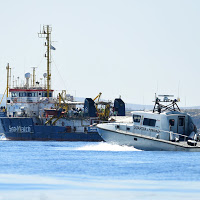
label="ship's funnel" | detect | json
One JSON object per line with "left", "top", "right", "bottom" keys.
{"left": 25, "top": 73, "right": 31, "bottom": 88}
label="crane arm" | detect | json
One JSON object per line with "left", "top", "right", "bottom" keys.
{"left": 93, "top": 92, "right": 102, "bottom": 102}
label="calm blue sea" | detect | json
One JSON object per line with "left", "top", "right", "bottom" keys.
{"left": 0, "top": 141, "right": 200, "bottom": 200}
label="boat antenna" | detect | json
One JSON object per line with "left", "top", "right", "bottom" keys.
{"left": 178, "top": 80, "right": 180, "bottom": 99}
{"left": 153, "top": 94, "right": 180, "bottom": 114}
{"left": 38, "top": 25, "right": 52, "bottom": 98}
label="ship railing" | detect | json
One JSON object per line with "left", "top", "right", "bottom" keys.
{"left": 106, "top": 122, "right": 195, "bottom": 142}
{"left": 13, "top": 86, "right": 47, "bottom": 90}
{"left": 159, "top": 129, "right": 189, "bottom": 142}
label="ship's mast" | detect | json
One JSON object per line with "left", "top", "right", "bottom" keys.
{"left": 38, "top": 25, "right": 52, "bottom": 98}
{"left": 6, "top": 63, "right": 11, "bottom": 98}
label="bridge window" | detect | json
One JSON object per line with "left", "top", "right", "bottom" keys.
{"left": 42, "top": 92, "right": 52, "bottom": 97}
{"left": 143, "top": 118, "right": 156, "bottom": 127}
{"left": 19, "top": 92, "right": 27, "bottom": 97}
{"left": 32, "top": 92, "right": 37, "bottom": 97}
{"left": 133, "top": 115, "right": 141, "bottom": 123}
{"left": 11, "top": 92, "right": 17, "bottom": 97}
{"left": 42, "top": 92, "right": 47, "bottom": 97}
{"left": 27, "top": 92, "right": 38, "bottom": 97}
{"left": 169, "top": 119, "right": 175, "bottom": 126}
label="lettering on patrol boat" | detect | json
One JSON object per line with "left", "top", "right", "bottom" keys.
{"left": 9, "top": 126, "right": 31, "bottom": 133}
{"left": 133, "top": 125, "right": 160, "bottom": 133}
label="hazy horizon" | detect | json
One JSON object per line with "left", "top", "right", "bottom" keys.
{"left": 1, "top": 0, "right": 200, "bottom": 107}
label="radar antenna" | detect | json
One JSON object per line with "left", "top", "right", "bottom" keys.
{"left": 153, "top": 94, "right": 180, "bottom": 114}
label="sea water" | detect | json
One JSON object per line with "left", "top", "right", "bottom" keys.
{"left": 0, "top": 141, "right": 200, "bottom": 200}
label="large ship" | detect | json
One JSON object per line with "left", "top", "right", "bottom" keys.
{"left": 0, "top": 25, "right": 125, "bottom": 141}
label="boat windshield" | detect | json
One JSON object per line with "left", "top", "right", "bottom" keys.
{"left": 133, "top": 115, "right": 141, "bottom": 123}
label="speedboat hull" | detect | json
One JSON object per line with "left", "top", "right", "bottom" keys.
{"left": 97, "top": 125, "right": 200, "bottom": 152}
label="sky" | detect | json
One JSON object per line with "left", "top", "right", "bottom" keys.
{"left": 0, "top": 0, "right": 200, "bottom": 107}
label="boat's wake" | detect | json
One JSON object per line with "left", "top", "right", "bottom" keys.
{"left": 76, "top": 142, "right": 140, "bottom": 151}
{"left": 0, "top": 135, "right": 7, "bottom": 140}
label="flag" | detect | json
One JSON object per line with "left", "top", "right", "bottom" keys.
{"left": 50, "top": 45, "right": 56, "bottom": 50}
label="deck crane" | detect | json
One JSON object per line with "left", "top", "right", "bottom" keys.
{"left": 93, "top": 92, "right": 102, "bottom": 115}
{"left": 93, "top": 92, "right": 111, "bottom": 121}
{"left": 93, "top": 92, "right": 102, "bottom": 102}
{"left": 45, "top": 93, "right": 68, "bottom": 125}
{"left": 58, "top": 92, "right": 68, "bottom": 112}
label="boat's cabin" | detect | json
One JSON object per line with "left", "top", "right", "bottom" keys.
{"left": 132, "top": 110, "right": 196, "bottom": 138}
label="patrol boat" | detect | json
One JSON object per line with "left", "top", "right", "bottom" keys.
{"left": 0, "top": 25, "right": 125, "bottom": 141}
{"left": 97, "top": 95, "right": 200, "bottom": 151}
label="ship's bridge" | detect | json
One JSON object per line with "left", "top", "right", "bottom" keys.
{"left": 7, "top": 87, "right": 55, "bottom": 118}
{"left": 9, "top": 88, "right": 54, "bottom": 103}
